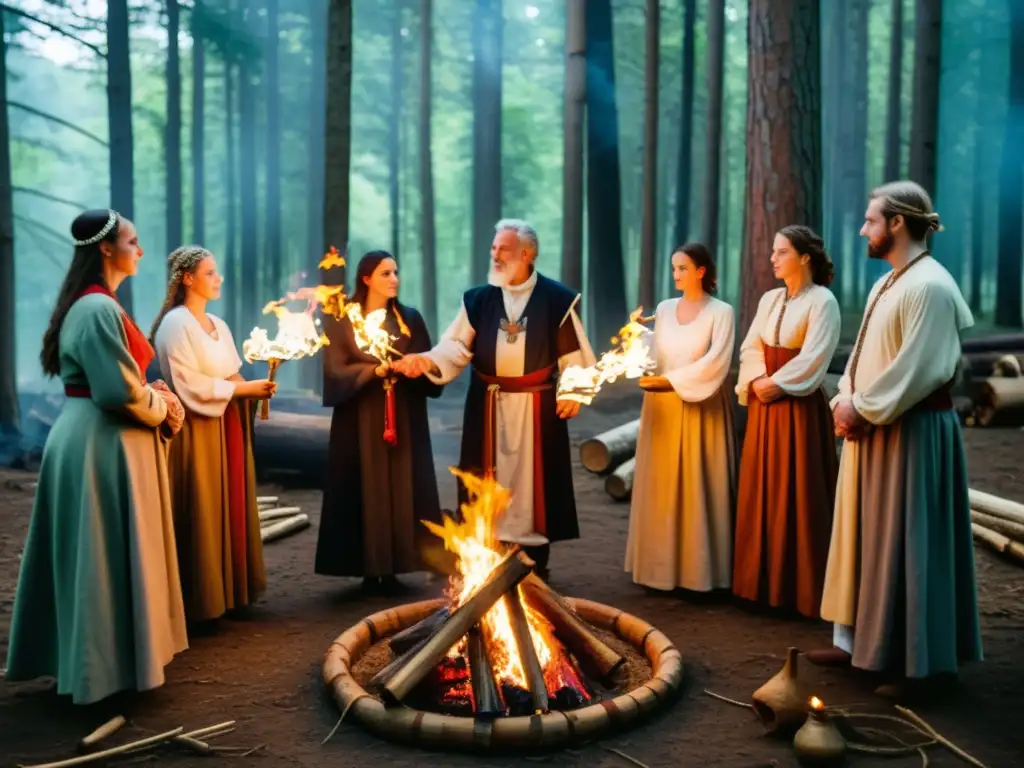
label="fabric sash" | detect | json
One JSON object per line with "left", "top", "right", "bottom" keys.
{"left": 473, "top": 363, "right": 556, "bottom": 536}
{"left": 65, "top": 284, "right": 155, "bottom": 398}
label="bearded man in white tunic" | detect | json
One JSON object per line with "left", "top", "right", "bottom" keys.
{"left": 807, "top": 181, "right": 983, "bottom": 700}
{"left": 394, "top": 219, "right": 596, "bottom": 575}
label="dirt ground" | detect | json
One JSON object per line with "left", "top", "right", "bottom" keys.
{"left": 1, "top": 382, "right": 1023, "bottom": 768}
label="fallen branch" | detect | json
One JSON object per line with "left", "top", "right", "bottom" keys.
{"left": 261, "top": 513, "right": 310, "bottom": 543}
{"left": 971, "top": 523, "right": 1024, "bottom": 565}
{"left": 895, "top": 705, "right": 990, "bottom": 768}
{"left": 604, "top": 746, "right": 651, "bottom": 768}
{"left": 18, "top": 727, "right": 184, "bottom": 768}
{"left": 258, "top": 506, "right": 303, "bottom": 523}
{"left": 970, "top": 510, "right": 1024, "bottom": 543}
{"left": 968, "top": 488, "right": 1024, "bottom": 527}
{"left": 702, "top": 689, "right": 752, "bottom": 709}
{"left": 77, "top": 716, "right": 126, "bottom": 750}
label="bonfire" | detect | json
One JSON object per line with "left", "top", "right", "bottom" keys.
{"left": 367, "top": 469, "right": 624, "bottom": 718}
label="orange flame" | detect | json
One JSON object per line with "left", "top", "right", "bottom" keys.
{"left": 809, "top": 696, "right": 824, "bottom": 711}
{"left": 557, "top": 306, "right": 656, "bottom": 404}
{"left": 423, "top": 469, "right": 588, "bottom": 697}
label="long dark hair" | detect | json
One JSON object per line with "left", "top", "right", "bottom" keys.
{"left": 41, "top": 209, "right": 121, "bottom": 377}
{"left": 674, "top": 242, "right": 718, "bottom": 294}
{"left": 776, "top": 224, "right": 834, "bottom": 286}
{"left": 350, "top": 250, "right": 401, "bottom": 312}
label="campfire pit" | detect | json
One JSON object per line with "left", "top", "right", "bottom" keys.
{"left": 320, "top": 470, "right": 684, "bottom": 751}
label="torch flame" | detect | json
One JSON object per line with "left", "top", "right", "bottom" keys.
{"left": 556, "top": 306, "right": 656, "bottom": 404}
{"left": 809, "top": 696, "right": 824, "bottom": 711}
{"left": 423, "top": 469, "right": 589, "bottom": 696}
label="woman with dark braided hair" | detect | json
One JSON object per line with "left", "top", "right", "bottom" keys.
{"left": 5, "top": 209, "right": 188, "bottom": 704}
{"left": 151, "top": 246, "right": 276, "bottom": 622}
{"left": 732, "top": 225, "right": 841, "bottom": 618}
{"left": 315, "top": 250, "right": 444, "bottom": 593}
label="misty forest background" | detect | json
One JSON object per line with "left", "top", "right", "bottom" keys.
{"left": 1, "top": 0, "right": 1023, "bottom": 453}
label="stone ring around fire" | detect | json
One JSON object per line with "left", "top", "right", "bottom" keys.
{"left": 321, "top": 597, "right": 684, "bottom": 752}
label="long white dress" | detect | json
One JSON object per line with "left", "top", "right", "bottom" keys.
{"left": 625, "top": 296, "right": 738, "bottom": 591}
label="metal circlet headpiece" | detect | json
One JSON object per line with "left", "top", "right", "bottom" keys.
{"left": 73, "top": 209, "right": 118, "bottom": 247}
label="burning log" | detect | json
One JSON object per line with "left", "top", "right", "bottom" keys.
{"left": 579, "top": 419, "right": 640, "bottom": 474}
{"left": 971, "top": 377, "right": 1024, "bottom": 426}
{"left": 260, "top": 513, "right": 310, "bottom": 543}
{"left": 503, "top": 589, "right": 549, "bottom": 713}
{"left": 605, "top": 457, "right": 635, "bottom": 502}
{"left": 389, "top": 606, "right": 450, "bottom": 656}
{"left": 378, "top": 549, "right": 534, "bottom": 705}
{"left": 520, "top": 574, "right": 624, "bottom": 681}
{"left": 968, "top": 488, "right": 1024, "bottom": 527}
{"left": 971, "top": 522, "right": 1024, "bottom": 565}
{"left": 467, "top": 626, "right": 506, "bottom": 719}
{"left": 970, "top": 510, "right": 1024, "bottom": 543}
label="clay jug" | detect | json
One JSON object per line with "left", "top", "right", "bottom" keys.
{"left": 751, "top": 647, "right": 807, "bottom": 735}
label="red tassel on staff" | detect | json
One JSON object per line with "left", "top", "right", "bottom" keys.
{"left": 383, "top": 377, "right": 398, "bottom": 446}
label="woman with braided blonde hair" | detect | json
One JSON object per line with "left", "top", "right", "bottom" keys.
{"left": 5, "top": 209, "right": 188, "bottom": 704}
{"left": 152, "top": 245, "right": 276, "bottom": 622}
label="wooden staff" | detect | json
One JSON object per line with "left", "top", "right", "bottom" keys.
{"left": 379, "top": 550, "right": 534, "bottom": 704}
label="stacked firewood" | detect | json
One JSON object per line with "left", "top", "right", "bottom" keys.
{"left": 257, "top": 495, "right": 310, "bottom": 543}
{"left": 970, "top": 488, "right": 1024, "bottom": 566}
{"left": 578, "top": 419, "right": 640, "bottom": 502}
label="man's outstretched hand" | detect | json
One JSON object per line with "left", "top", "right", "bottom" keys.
{"left": 556, "top": 398, "right": 581, "bottom": 419}
{"left": 393, "top": 354, "right": 434, "bottom": 378}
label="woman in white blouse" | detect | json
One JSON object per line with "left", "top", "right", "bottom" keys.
{"left": 732, "top": 225, "right": 841, "bottom": 618}
{"left": 151, "top": 246, "right": 277, "bottom": 623}
{"left": 625, "top": 243, "right": 737, "bottom": 592}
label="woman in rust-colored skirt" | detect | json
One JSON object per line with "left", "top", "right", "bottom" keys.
{"left": 732, "top": 225, "right": 841, "bottom": 617}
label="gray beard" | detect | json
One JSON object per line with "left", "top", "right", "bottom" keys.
{"left": 487, "top": 265, "right": 509, "bottom": 288}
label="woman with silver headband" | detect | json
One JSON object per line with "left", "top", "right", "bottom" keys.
{"left": 4, "top": 209, "right": 189, "bottom": 704}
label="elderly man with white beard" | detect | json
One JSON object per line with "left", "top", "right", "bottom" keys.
{"left": 394, "top": 219, "right": 596, "bottom": 576}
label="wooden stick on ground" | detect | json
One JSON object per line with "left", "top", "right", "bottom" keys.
{"left": 605, "top": 457, "right": 635, "bottom": 502}
{"left": 77, "top": 716, "right": 126, "bottom": 751}
{"left": 970, "top": 510, "right": 1024, "bottom": 543}
{"left": 261, "top": 513, "right": 310, "bottom": 543}
{"left": 579, "top": 419, "right": 640, "bottom": 474}
{"left": 971, "top": 523, "right": 1024, "bottom": 565}
{"left": 968, "top": 488, "right": 1024, "bottom": 527}
{"left": 18, "top": 727, "right": 184, "bottom": 768}
{"left": 895, "top": 705, "right": 989, "bottom": 768}
{"left": 258, "top": 506, "right": 303, "bottom": 523}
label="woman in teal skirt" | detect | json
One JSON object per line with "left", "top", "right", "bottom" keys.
{"left": 4, "top": 209, "right": 189, "bottom": 704}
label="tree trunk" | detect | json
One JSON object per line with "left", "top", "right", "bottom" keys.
{"left": 265, "top": 0, "right": 282, "bottom": 295}
{"left": 224, "top": 55, "right": 238, "bottom": 332}
{"left": 560, "top": 0, "right": 586, "bottom": 292}
{"left": 107, "top": 0, "right": 135, "bottom": 312}
{"left": 323, "top": 0, "right": 352, "bottom": 291}
{"left": 303, "top": 0, "right": 328, "bottom": 394}
{"left": 389, "top": 0, "right": 403, "bottom": 260}
{"left": 994, "top": 2, "right": 1024, "bottom": 329}
{"left": 471, "top": 0, "right": 503, "bottom": 285}
{"left": 165, "top": 0, "right": 182, "bottom": 257}
{"left": 970, "top": 32, "right": 998, "bottom": 314}
{"left": 585, "top": 0, "right": 627, "bottom": 347}
{"left": 824, "top": 0, "right": 847, "bottom": 303}
{"left": 419, "top": 0, "right": 437, "bottom": 334}
{"left": 637, "top": 0, "right": 659, "bottom": 311}
{"left": 702, "top": 0, "right": 725, "bottom": 255}
{"left": 191, "top": 2, "right": 206, "bottom": 242}
{"left": 740, "top": 0, "right": 822, "bottom": 336}
{"left": 0, "top": 9, "right": 18, "bottom": 439}
{"left": 672, "top": 0, "right": 696, "bottom": 250}
{"left": 908, "top": 0, "right": 942, "bottom": 195}
{"left": 883, "top": 0, "right": 903, "bottom": 182}
{"left": 239, "top": 6, "right": 259, "bottom": 330}
{"left": 846, "top": 0, "right": 869, "bottom": 303}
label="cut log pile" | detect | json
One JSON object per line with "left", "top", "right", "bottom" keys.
{"left": 366, "top": 550, "right": 624, "bottom": 719}
{"left": 257, "top": 496, "right": 310, "bottom": 543}
{"left": 969, "top": 488, "right": 1024, "bottom": 566}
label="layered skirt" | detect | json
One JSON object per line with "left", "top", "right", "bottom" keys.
{"left": 732, "top": 345, "right": 838, "bottom": 617}
{"left": 5, "top": 399, "right": 188, "bottom": 703}
{"left": 625, "top": 386, "right": 737, "bottom": 591}
{"left": 821, "top": 400, "right": 983, "bottom": 678}
{"left": 167, "top": 400, "right": 266, "bottom": 622}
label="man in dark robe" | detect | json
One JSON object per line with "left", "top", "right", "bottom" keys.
{"left": 395, "top": 219, "right": 596, "bottom": 574}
